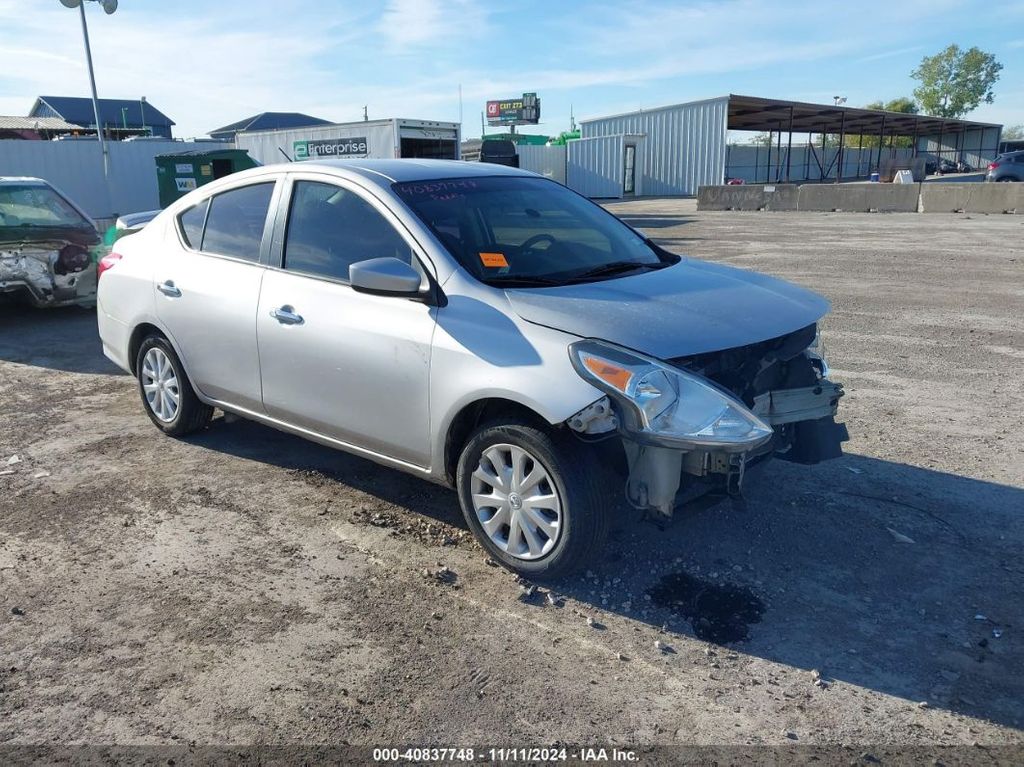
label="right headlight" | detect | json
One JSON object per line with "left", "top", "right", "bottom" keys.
{"left": 805, "top": 326, "right": 830, "bottom": 379}
{"left": 569, "top": 339, "right": 773, "bottom": 452}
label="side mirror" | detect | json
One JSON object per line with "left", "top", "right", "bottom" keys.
{"left": 349, "top": 257, "right": 424, "bottom": 297}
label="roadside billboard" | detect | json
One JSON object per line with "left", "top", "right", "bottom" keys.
{"left": 486, "top": 93, "right": 540, "bottom": 126}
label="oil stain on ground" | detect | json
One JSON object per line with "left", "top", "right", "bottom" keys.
{"left": 647, "top": 571, "right": 764, "bottom": 644}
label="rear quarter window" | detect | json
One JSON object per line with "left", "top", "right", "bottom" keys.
{"left": 178, "top": 199, "right": 209, "bottom": 249}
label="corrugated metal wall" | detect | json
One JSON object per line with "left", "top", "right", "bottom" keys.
{"left": 567, "top": 136, "right": 624, "bottom": 198}
{"left": 516, "top": 145, "right": 567, "bottom": 184}
{"left": 725, "top": 145, "right": 917, "bottom": 183}
{"left": 0, "top": 139, "right": 205, "bottom": 219}
{"left": 580, "top": 97, "right": 729, "bottom": 195}
{"left": 918, "top": 127, "right": 1000, "bottom": 169}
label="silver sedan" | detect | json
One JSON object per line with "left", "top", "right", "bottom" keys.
{"left": 96, "top": 160, "right": 846, "bottom": 577}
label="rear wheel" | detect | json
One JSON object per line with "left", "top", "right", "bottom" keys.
{"left": 136, "top": 336, "right": 213, "bottom": 436}
{"left": 456, "top": 420, "right": 610, "bottom": 578}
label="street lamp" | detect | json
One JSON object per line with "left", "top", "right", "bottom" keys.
{"left": 833, "top": 96, "right": 847, "bottom": 107}
{"left": 58, "top": 0, "right": 118, "bottom": 176}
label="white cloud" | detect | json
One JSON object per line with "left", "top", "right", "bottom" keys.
{"left": 377, "top": 0, "right": 488, "bottom": 51}
{"left": 856, "top": 45, "right": 927, "bottom": 63}
{"left": 0, "top": 0, "right": 1020, "bottom": 138}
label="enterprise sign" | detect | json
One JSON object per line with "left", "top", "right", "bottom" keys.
{"left": 294, "top": 137, "right": 369, "bottom": 160}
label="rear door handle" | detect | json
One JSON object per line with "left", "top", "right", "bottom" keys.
{"left": 157, "top": 280, "right": 182, "bottom": 298}
{"left": 270, "top": 305, "right": 304, "bottom": 325}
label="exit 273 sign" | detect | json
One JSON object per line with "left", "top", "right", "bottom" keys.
{"left": 485, "top": 93, "right": 540, "bottom": 126}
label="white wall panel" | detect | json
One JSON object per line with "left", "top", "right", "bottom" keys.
{"left": 567, "top": 136, "right": 624, "bottom": 198}
{"left": 0, "top": 139, "right": 204, "bottom": 219}
{"left": 516, "top": 145, "right": 566, "bottom": 184}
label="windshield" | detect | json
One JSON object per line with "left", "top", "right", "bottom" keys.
{"left": 0, "top": 184, "right": 92, "bottom": 230}
{"left": 393, "top": 176, "right": 673, "bottom": 286}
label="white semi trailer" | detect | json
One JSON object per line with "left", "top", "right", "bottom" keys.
{"left": 235, "top": 118, "right": 461, "bottom": 166}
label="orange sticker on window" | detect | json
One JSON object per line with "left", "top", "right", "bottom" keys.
{"left": 479, "top": 252, "right": 508, "bottom": 268}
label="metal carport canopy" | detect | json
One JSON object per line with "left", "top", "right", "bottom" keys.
{"left": 727, "top": 94, "right": 1000, "bottom": 136}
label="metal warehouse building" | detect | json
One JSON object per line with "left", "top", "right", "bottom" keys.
{"left": 569, "top": 95, "right": 1002, "bottom": 197}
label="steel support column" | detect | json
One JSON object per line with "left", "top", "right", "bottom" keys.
{"left": 876, "top": 114, "right": 886, "bottom": 174}
{"left": 936, "top": 121, "right": 945, "bottom": 169}
{"left": 820, "top": 123, "right": 827, "bottom": 181}
{"left": 835, "top": 111, "right": 846, "bottom": 183}
{"left": 785, "top": 106, "right": 794, "bottom": 181}
{"left": 775, "top": 121, "right": 783, "bottom": 182}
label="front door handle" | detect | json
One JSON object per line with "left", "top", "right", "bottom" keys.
{"left": 157, "top": 280, "right": 182, "bottom": 298}
{"left": 270, "top": 305, "right": 304, "bottom": 325}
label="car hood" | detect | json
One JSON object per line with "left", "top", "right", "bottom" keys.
{"left": 0, "top": 225, "right": 100, "bottom": 247}
{"left": 505, "top": 258, "right": 830, "bottom": 359}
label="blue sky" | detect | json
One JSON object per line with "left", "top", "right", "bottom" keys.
{"left": 1, "top": 0, "right": 1021, "bottom": 139}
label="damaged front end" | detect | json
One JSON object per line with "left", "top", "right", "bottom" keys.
{"left": 0, "top": 233, "right": 99, "bottom": 308}
{"left": 567, "top": 324, "right": 848, "bottom": 519}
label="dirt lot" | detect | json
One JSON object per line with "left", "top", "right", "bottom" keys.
{"left": 1, "top": 201, "right": 1022, "bottom": 753}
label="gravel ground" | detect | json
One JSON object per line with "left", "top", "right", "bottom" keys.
{"left": 1, "top": 201, "right": 1022, "bottom": 753}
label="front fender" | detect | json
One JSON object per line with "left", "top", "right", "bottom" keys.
{"left": 427, "top": 290, "right": 603, "bottom": 480}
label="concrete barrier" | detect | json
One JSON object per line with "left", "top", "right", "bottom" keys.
{"left": 920, "top": 183, "right": 1023, "bottom": 214}
{"left": 697, "top": 184, "right": 800, "bottom": 211}
{"left": 798, "top": 184, "right": 919, "bottom": 213}
{"left": 696, "top": 181, "right": 1022, "bottom": 214}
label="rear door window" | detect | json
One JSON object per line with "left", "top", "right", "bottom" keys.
{"left": 283, "top": 180, "right": 413, "bottom": 282}
{"left": 201, "top": 182, "right": 275, "bottom": 261}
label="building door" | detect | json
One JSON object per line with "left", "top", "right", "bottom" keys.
{"left": 623, "top": 144, "right": 637, "bottom": 195}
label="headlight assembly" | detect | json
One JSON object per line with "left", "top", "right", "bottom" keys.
{"left": 806, "top": 325, "right": 830, "bottom": 378}
{"left": 569, "top": 339, "right": 773, "bottom": 452}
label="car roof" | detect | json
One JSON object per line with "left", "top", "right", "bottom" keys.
{"left": 263, "top": 158, "right": 535, "bottom": 183}
{"left": 0, "top": 176, "right": 51, "bottom": 187}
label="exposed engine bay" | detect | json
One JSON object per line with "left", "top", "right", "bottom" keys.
{"left": 0, "top": 178, "right": 101, "bottom": 308}
{"left": 0, "top": 236, "right": 98, "bottom": 308}
{"left": 568, "top": 323, "right": 848, "bottom": 518}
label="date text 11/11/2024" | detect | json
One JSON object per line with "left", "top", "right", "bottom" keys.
{"left": 371, "top": 747, "right": 640, "bottom": 762}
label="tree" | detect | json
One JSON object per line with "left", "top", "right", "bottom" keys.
{"left": 1003, "top": 124, "right": 1024, "bottom": 140}
{"left": 912, "top": 45, "right": 1002, "bottom": 118}
{"left": 851, "top": 98, "right": 919, "bottom": 147}
{"left": 865, "top": 97, "right": 918, "bottom": 115}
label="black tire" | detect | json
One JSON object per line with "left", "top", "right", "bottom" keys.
{"left": 135, "top": 335, "right": 213, "bottom": 436}
{"left": 456, "top": 419, "right": 610, "bottom": 579}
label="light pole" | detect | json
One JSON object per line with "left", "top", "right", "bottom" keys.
{"left": 59, "top": 0, "right": 118, "bottom": 176}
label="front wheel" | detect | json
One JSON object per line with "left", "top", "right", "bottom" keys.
{"left": 136, "top": 336, "right": 213, "bottom": 436}
{"left": 456, "top": 420, "right": 610, "bottom": 578}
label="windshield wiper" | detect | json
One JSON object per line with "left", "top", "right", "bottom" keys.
{"left": 483, "top": 275, "right": 563, "bottom": 288}
{"left": 566, "top": 261, "right": 667, "bottom": 282}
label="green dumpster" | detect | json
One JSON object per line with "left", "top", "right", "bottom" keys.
{"left": 155, "top": 149, "right": 258, "bottom": 207}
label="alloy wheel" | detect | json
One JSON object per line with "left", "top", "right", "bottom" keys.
{"left": 141, "top": 347, "right": 179, "bottom": 423}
